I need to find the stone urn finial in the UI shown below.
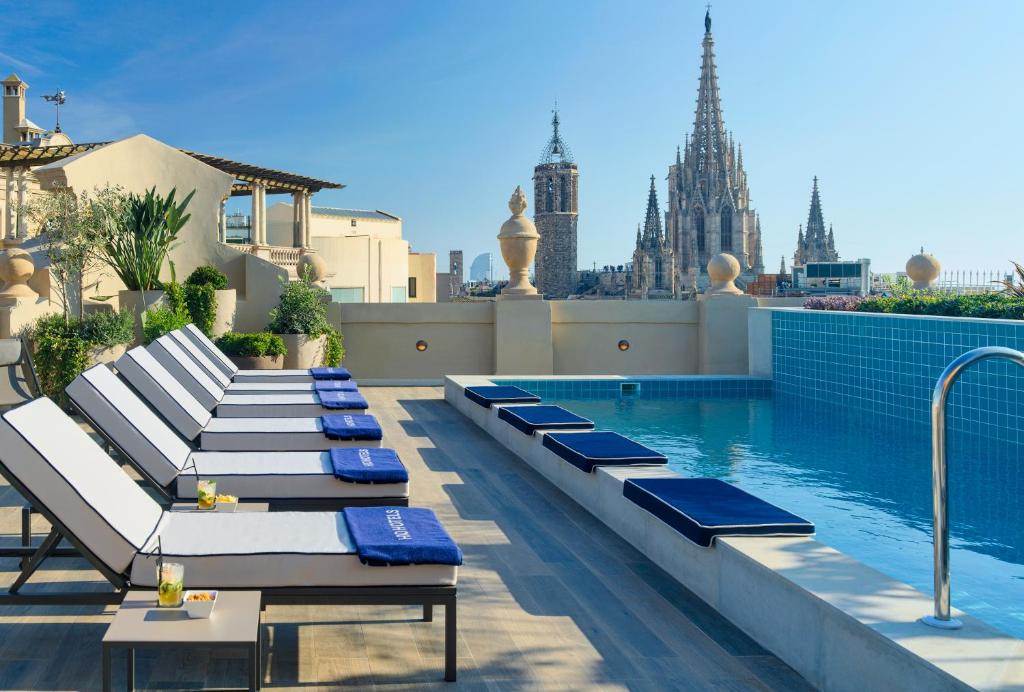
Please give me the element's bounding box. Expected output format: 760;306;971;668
497;185;540;297
906;250;940;290
0;248;39;299
705;253;743;296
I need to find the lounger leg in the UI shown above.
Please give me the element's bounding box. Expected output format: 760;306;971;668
20;505;31;546
10;528;62;594
444;598;456;682
102;644;112;692
423;604;433;622
126;648;135;691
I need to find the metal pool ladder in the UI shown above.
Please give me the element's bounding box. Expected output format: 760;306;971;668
921;346;1024;630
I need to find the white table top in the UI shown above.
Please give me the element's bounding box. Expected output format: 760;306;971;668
103;590;260;645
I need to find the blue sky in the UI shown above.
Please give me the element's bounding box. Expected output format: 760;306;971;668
2;0;1022;276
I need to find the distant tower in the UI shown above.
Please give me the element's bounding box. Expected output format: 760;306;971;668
533;109;579;298
448;250;463;297
631;175;676;298
666;9;763;291
792;177;838;265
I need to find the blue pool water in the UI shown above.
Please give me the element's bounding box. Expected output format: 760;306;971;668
547;393;1024;638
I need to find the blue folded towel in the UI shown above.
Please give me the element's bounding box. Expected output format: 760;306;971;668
310;367;352;380
321;414;383;440
330;448;409;484
318;391;369;410
343;506;463;566
314;379;358;392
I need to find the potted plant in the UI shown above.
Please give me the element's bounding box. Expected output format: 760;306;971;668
267;269;344;369
141;280;191;344
99;186;194;342
214;331;286;370
183;265;235;337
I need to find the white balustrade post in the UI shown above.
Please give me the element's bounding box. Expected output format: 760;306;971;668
15;168;28;240
4;169;14;241
302;192;312;248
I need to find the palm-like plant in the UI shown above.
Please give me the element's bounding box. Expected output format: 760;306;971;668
994;261;1024;297
101;187;195;291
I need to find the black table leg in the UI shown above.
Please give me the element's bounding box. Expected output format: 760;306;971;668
102;644;111;692
444;599;456;682
248;642;257;692
127;648;135;691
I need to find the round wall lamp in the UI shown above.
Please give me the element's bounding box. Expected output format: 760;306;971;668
617;339;630;352
415;340;428;352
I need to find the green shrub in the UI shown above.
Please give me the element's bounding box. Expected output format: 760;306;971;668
184;283;217;336
79;309;134;347
215;332;286;358
185;265;228;290
267;269;344;366
855;293;1024;320
142;281;190;344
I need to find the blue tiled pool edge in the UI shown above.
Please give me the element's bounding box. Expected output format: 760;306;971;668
493;376;772;400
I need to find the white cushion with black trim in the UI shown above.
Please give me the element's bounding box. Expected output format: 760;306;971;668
179;324;237;378
231;369;317;384
0;398;163;574
216;393;343;418
66;365;191;488
116;347;211;441
200;417;383;451
131;511;456;588
225;382;317;394
149;335;224;410
178;451;408;499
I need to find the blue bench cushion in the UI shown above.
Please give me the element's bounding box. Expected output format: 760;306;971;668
321;414;383;440
542;431;668;473
318;391;369;410
310;367;352;381
623;478;814;547
497;405;593;436
464;385;540;408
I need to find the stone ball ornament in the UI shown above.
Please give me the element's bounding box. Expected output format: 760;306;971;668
497;186;540;296
296;252;328;284
906;250;941;290
705;253;743;295
0;247;39;298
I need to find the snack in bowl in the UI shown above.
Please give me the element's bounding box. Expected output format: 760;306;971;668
215;494;238;512
183;590;218;619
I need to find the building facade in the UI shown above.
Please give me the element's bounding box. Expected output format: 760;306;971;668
793;177;838;266
666;11;763;292
630;176;676;298
533;111;579;298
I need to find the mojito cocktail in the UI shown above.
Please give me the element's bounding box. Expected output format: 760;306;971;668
157;562;184;607
197;480;217;510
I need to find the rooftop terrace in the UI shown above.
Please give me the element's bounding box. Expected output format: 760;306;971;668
0;386;810;690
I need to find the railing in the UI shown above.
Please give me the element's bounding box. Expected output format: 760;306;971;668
934;269;1008;295
921;346;1024;630
268;247;301;268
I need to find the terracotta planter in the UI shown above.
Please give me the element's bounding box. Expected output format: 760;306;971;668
277;333;327;369
118;290;165;345
88;343;127;367
227;354;283;370
211;289;237;337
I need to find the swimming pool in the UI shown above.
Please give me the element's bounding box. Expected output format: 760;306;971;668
539;391;1024;639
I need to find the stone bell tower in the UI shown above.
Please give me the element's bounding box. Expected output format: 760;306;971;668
3;74;28;144
532;109;579;299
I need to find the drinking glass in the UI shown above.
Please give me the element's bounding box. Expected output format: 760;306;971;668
197;480;217;510
157;562;185;608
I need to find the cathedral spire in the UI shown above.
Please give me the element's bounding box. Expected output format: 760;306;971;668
691;5;727;185
539;106;574;165
642;174;663;245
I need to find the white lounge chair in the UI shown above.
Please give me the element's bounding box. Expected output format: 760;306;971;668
177;324;350;384
66;365;408;508
115;349;382;451
0;398;457;681
147;337;367;416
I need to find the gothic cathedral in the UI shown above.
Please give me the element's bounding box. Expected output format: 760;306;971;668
793;177;838;266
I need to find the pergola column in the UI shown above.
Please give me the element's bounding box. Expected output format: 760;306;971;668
250;182;266;245
3;168;14;241
292;191;304;248
302;191;313;248
218;197;227;243
15;168;28;240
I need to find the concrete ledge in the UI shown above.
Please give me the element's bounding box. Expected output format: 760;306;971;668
445;374;1024;692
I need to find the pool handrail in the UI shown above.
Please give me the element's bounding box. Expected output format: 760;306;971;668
921;345;1024;630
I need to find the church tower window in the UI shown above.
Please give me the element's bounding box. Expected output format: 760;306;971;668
695;207;705;254
559;176;569;212
546;178;554;212
720;207;732;252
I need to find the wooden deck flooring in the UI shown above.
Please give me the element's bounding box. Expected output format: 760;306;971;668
0;387;814;691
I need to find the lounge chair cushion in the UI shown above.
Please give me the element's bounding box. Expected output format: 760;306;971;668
200;416;383;451
322;414;384;440
314;380;359;392
178;451;408;499
231;369;316;384
67;365;191;488
464;385;540;408
542;431;668;473
318;391;369;410
497;405;593;436
116;347;211;441
131;511;456;588
0;399;163;574
149;335;225;410
226;382;318;394
623;478;814;547
180;324;238;378
215;393;365;418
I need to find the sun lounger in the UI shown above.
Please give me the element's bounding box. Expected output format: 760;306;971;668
146;338;366;416
623;478;814;547
0;397;458;681
542;431;668;473
176;324;350;384
114;349;382;450
66;365;408;508
497;405;594;435
464;385;540;408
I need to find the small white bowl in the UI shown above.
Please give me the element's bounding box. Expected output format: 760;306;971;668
216;501;238;513
183;591;218;619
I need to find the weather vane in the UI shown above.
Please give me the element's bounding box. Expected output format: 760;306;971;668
41;89;67;133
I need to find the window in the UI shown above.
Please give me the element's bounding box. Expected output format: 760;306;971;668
350;218;357;227
408;276;417;298
546;178;554;212
720;207;732;252
330;287;365;303
560;176;569;212
694;207;705;254
391;286;407;303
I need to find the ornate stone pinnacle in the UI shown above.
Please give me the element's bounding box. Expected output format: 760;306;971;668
508;185;528;216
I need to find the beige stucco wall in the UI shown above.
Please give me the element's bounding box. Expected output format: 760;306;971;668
551;300;700;375
315;234;411;302
407;252;436;303
267;203;403;246
333;302;494;379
